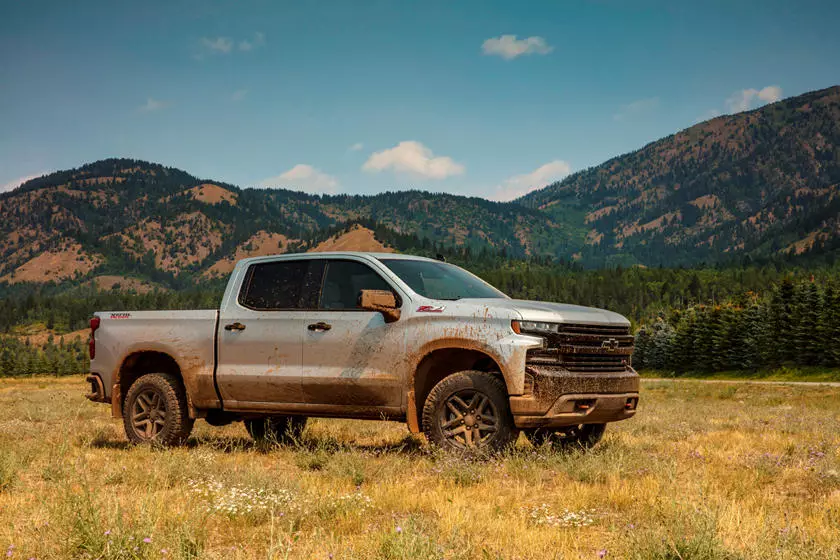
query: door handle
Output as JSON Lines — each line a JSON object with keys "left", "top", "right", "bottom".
{"left": 307, "top": 322, "right": 332, "bottom": 332}
{"left": 224, "top": 322, "right": 246, "bottom": 331}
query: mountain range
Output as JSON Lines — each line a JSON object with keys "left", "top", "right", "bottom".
{"left": 1, "top": 85, "right": 838, "bottom": 290}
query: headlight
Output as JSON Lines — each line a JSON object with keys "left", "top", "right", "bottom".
{"left": 512, "top": 320, "right": 559, "bottom": 334}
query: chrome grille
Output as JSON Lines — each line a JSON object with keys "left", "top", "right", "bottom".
{"left": 525, "top": 323, "right": 633, "bottom": 372}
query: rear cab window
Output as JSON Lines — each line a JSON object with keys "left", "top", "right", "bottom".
{"left": 238, "top": 260, "right": 324, "bottom": 310}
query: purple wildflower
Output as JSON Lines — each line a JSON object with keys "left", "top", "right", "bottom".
{"left": 143, "top": 538, "right": 152, "bottom": 544}
{"left": 396, "top": 526, "right": 403, "bottom": 534}
{"left": 598, "top": 550, "right": 608, "bottom": 558}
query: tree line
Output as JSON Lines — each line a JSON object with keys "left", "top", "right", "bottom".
{"left": 634, "top": 278, "right": 840, "bottom": 372}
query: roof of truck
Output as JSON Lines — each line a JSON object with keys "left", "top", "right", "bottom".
{"left": 237, "top": 251, "right": 438, "bottom": 266}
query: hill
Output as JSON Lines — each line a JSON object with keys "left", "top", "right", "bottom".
{"left": 522, "top": 85, "right": 840, "bottom": 266}
{"left": 1, "top": 86, "right": 839, "bottom": 289}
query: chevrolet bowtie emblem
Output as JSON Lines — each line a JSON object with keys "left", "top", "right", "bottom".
{"left": 601, "top": 338, "right": 620, "bottom": 352}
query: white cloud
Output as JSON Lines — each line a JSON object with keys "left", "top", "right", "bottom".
{"left": 490, "top": 160, "right": 572, "bottom": 202}
{"left": 260, "top": 164, "right": 339, "bottom": 194}
{"left": 725, "top": 85, "right": 783, "bottom": 113}
{"left": 613, "top": 97, "right": 660, "bottom": 121}
{"left": 231, "top": 89, "right": 248, "bottom": 101}
{"left": 139, "top": 98, "right": 170, "bottom": 112}
{"left": 201, "top": 36, "right": 233, "bottom": 54}
{"left": 363, "top": 141, "right": 464, "bottom": 180}
{"left": 1, "top": 173, "right": 44, "bottom": 193}
{"left": 482, "top": 35, "right": 553, "bottom": 60}
{"left": 239, "top": 31, "right": 266, "bottom": 51}
{"left": 348, "top": 142, "right": 364, "bottom": 152}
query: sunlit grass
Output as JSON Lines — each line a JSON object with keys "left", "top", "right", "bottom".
{"left": 1, "top": 376, "right": 839, "bottom": 558}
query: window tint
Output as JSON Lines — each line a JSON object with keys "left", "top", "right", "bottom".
{"left": 240, "top": 260, "right": 321, "bottom": 310}
{"left": 320, "top": 260, "right": 394, "bottom": 310}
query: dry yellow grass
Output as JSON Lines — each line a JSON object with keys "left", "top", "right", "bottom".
{"left": 1, "top": 377, "right": 838, "bottom": 559}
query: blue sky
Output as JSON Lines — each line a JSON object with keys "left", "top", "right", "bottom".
{"left": 1, "top": 0, "right": 839, "bottom": 200}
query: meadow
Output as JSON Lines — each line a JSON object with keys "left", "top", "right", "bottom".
{"left": 1, "top": 377, "right": 838, "bottom": 559}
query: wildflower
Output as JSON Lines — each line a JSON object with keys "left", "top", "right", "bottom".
{"left": 103, "top": 530, "right": 111, "bottom": 536}
{"left": 143, "top": 538, "right": 152, "bottom": 544}
{"left": 598, "top": 550, "right": 608, "bottom": 558}
{"left": 395, "top": 526, "right": 403, "bottom": 534}
{"left": 161, "top": 550, "right": 169, "bottom": 556}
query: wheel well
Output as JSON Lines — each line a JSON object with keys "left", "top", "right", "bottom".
{"left": 118, "top": 351, "right": 182, "bottom": 405}
{"left": 413, "top": 348, "right": 503, "bottom": 413}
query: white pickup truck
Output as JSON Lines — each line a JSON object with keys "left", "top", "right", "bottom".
{"left": 86, "top": 252, "right": 638, "bottom": 452}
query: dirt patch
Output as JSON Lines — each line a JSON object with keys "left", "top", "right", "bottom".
{"left": 186, "top": 184, "right": 238, "bottom": 206}
{"left": 586, "top": 229, "right": 604, "bottom": 245}
{"left": 205, "top": 231, "right": 296, "bottom": 277}
{"left": 10, "top": 327, "right": 90, "bottom": 346}
{"left": 310, "top": 225, "right": 394, "bottom": 253}
{"left": 91, "top": 275, "right": 161, "bottom": 293}
{"left": 585, "top": 204, "right": 619, "bottom": 223}
{"left": 690, "top": 194, "right": 721, "bottom": 209}
{"left": 1, "top": 241, "right": 102, "bottom": 284}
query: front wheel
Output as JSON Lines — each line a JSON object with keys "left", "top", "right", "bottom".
{"left": 422, "top": 371, "right": 519, "bottom": 453}
{"left": 122, "top": 373, "right": 194, "bottom": 446}
{"left": 244, "top": 416, "right": 307, "bottom": 444}
{"left": 524, "top": 423, "right": 606, "bottom": 450}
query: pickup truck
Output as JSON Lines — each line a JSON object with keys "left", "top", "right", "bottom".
{"left": 86, "top": 252, "right": 639, "bottom": 452}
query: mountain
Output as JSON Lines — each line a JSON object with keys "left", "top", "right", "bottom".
{"left": 522, "top": 85, "right": 840, "bottom": 266}
{"left": 1, "top": 86, "right": 839, "bottom": 289}
{"left": 0, "top": 159, "right": 568, "bottom": 289}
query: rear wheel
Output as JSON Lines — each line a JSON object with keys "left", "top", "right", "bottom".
{"left": 122, "top": 373, "right": 194, "bottom": 446}
{"left": 244, "top": 416, "right": 307, "bottom": 444}
{"left": 422, "top": 371, "right": 518, "bottom": 453}
{"left": 524, "top": 423, "right": 606, "bottom": 450}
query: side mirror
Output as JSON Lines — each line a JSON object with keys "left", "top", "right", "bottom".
{"left": 358, "top": 289, "right": 401, "bottom": 323}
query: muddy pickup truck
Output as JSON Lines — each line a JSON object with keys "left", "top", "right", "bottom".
{"left": 86, "top": 252, "right": 638, "bottom": 452}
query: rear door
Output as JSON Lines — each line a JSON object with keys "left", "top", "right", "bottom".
{"left": 215, "top": 258, "right": 323, "bottom": 407}
{"left": 300, "top": 258, "right": 405, "bottom": 409}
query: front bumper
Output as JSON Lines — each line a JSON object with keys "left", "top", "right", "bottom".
{"left": 509, "top": 365, "right": 639, "bottom": 428}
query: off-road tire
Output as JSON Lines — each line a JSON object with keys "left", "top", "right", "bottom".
{"left": 524, "top": 423, "right": 606, "bottom": 450}
{"left": 122, "top": 373, "right": 194, "bottom": 446}
{"left": 422, "top": 370, "right": 519, "bottom": 453}
{"left": 244, "top": 416, "right": 307, "bottom": 444}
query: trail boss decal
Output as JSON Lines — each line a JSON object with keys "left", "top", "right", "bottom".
{"left": 416, "top": 305, "right": 445, "bottom": 313}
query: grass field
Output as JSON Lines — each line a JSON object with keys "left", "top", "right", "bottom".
{"left": 1, "top": 377, "right": 839, "bottom": 559}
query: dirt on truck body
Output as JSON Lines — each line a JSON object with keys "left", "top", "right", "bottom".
{"left": 86, "top": 252, "right": 639, "bottom": 452}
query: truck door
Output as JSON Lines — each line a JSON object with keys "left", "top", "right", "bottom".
{"left": 216, "top": 259, "right": 323, "bottom": 407}
{"left": 299, "top": 258, "right": 405, "bottom": 409}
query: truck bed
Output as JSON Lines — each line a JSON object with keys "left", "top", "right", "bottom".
{"left": 92, "top": 310, "right": 220, "bottom": 410}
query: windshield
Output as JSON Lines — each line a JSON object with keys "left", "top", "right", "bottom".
{"left": 381, "top": 259, "right": 507, "bottom": 300}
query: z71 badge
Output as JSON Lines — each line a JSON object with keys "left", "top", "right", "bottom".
{"left": 416, "top": 305, "right": 445, "bottom": 313}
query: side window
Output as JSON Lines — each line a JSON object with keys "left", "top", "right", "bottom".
{"left": 239, "top": 260, "right": 322, "bottom": 310}
{"left": 320, "top": 260, "right": 395, "bottom": 310}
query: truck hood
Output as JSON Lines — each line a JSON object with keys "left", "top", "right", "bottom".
{"left": 461, "top": 298, "right": 630, "bottom": 326}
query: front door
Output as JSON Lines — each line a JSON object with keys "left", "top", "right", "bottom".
{"left": 216, "top": 259, "right": 322, "bottom": 407}
{"left": 300, "top": 259, "right": 404, "bottom": 409}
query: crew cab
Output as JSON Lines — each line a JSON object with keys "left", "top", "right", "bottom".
{"left": 86, "top": 252, "right": 639, "bottom": 452}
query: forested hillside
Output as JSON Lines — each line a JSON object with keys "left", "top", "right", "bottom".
{"left": 523, "top": 85, "right": 840, "bottom": 266}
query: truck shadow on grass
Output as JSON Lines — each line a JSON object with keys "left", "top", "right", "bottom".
{"left": 87, "top": 432, "right": 427, "bottom": 456}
